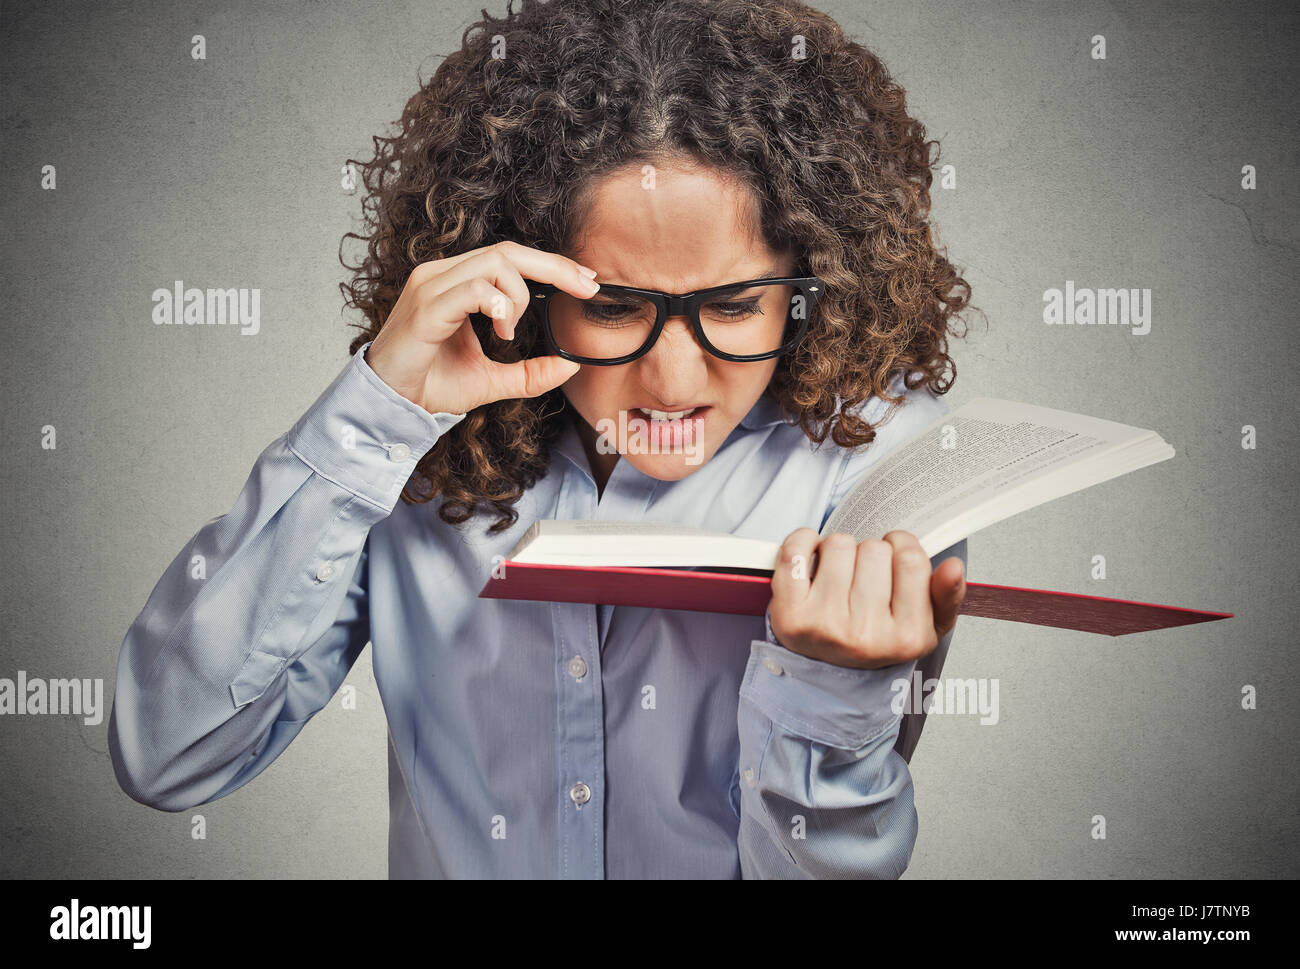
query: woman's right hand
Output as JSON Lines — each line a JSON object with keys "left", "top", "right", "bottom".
{"left": 363, "top": 240, "right": 601, "bottom": 415}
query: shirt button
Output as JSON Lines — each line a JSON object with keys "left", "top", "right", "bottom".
{"left": 743, "top": 767, "right": 756, "bottom": 788}
{"left": 569, "top": 782, "right": 591, "bottom": 806}
{"left": 315, "top": 562, "right": 336, "bottom": 582}
{"left": 762, "top": 657, "right": 784, "bottom": 676}
{"left": 567, "top": 655, "right": 587, "bottom": 680}
{"left": 387, "top": 442, "right": 411, "bottom": 462}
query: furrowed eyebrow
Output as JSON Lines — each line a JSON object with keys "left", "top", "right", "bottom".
{"left": 600, "top": 269, "right": 785, "bottom": 291}
{"left": 708, "top": 270, "right": 783, "bottom": 296}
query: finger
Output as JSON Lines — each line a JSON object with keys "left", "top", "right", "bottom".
{"left": 478, "top": 253, "right": 532, "bottom": 340}
{"left": 416, "top": 277, "right": 520, "bottom": 346}
{"left": 420, "top": 253, "right": 528, "bottom": 342}
{"left": 771, "top": 527, "right": 820, "bottom": 608}
{"left": 423, "top": 241, "right": 600, "bottom": 311}
{"left": 882, "top": 530, "right": 933, "bottom": 632}
{"left": 806, "top": 532, "right": 858, "bottom": 612}
{"left": 427, "top": 238, "right": 596, "bottom": 282}
{"left": 930, "top": 555, "right": 966, "bottom": 639}
{"left": 472, "top": 247, "right": 533, "bottom": 339}
{"left": 484, "top": 354, "right": 582, "bottom": 400}
{"left": 848, "top": 537, "right": 893, "bottom": 626}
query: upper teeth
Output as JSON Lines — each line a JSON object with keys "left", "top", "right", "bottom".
{"left": 643, "top": 408, "right": 696, "bottom": 420}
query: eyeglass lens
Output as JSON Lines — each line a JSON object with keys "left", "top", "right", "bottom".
{"left": 545, "top": 281, "right": 801, "bottom": 360}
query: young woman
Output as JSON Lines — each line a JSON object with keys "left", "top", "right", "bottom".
{"left": 109, "top": 0, "right": 974, "bottom": 878}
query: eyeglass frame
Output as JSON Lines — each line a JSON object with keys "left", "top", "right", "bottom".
{"left": 524, "top": 275, "right": 825, "bottom": 365}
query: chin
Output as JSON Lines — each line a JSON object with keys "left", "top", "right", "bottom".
{"left": 625, "top": 451, "right": 715, "bottom": 481}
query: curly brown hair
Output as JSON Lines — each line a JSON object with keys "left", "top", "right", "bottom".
{"left": 340, "top": 0, "right": 975, "bottom": 533}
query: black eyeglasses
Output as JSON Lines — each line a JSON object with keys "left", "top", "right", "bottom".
{"left": 525, "top": 275, "right": 824, "bottom": 365}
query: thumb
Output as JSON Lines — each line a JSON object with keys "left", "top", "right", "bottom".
{"left": 931, "top": 555, "right": 965, "bottom": 638}
{"left": 494, "top": 355, "right": 581, "bottom": 400}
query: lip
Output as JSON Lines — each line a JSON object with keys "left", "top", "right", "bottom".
{"left": 631, "top": 405, "right": 711, "bottom": 421}
{"left": 628, "top": 406, "right": 708, "bottom": 452}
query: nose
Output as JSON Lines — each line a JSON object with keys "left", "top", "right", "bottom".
{"left": 635, "top": 314, "right": 709, "bottom": 407}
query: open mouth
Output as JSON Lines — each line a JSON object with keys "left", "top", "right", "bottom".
{"left": 632, "top": 406, "right": 708, "bottom": 422}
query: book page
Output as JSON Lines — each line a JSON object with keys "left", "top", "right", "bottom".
{"left": 510, "top": 519, "right": 781, "bottom": 570}
{"left": 525, "top": 520, "right": 716, "bottom": 536}
{"left": 822, "top": 398, "right": 1170, "bottom": 555}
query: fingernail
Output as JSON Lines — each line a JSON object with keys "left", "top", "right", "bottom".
{"left": 581, "top": 277, "right": 600, "bottom": 295}
{"left": 578, "top": 265, "right": 598, "bottom": 278}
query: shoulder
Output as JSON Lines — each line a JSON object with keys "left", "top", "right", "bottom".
{"left": 842, "top": 371, "right": 950, "bottom": 455}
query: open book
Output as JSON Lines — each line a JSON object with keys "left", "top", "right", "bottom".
{"left": 480, "top": 398, "right": 1232, "bottom": 636}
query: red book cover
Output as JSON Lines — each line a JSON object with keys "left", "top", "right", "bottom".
{"left": 479, "top": 561, "right": 1233, "bottom": 637}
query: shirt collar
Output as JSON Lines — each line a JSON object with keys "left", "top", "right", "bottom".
{"left": 553, "top": 418, "right": 592, "bottom": 477}
{"left": 738, "top": 393, "right": 788, "bottom": 430}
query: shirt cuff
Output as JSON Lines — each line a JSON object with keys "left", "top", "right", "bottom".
{"left": 284, "top": 340, "right": 466, "bottom": 513}
{"left": 741, "top": 605, "right": 912, "bottom": 749}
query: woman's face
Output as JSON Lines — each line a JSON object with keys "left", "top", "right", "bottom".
{"left": 559, "top": 160, "right": 797, "bottom": 484}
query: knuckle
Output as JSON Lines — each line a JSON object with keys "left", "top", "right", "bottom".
{"left": 895, "top": 546, "right": 929, "bottom": 570}
{"left": 846, "top": 619, "right": 873, "bottom": 651}
{"left": 780, "top": 527, "right": 810, "bottom": 550}
{"left": 895, "top": 630, "right": 923, "bottom": 655}
{"left": 488, "top": 247, "right": 512, "bottom": 273}
{"left": 417, "top": 285, "right": 444, "bottom": 311}
{"left": 903, "top": 629, "right": 938, "bottom": 659}
{"left": 821, "top": 532, "right": 856, "bottom": 550}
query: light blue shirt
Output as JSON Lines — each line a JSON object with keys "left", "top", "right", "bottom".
{"left": 108, "top": 340, "right": 964, "bottom": 878}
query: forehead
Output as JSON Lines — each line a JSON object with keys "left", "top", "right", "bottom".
{"left": 568, "top": 162, "right": 789, "bottom": 290}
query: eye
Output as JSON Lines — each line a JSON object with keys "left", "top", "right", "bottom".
{"left": 703, "top": 298, "right": 763, "bottom": 321}
{"left": 580, "top": 299, "right": 642, "bottom": 327}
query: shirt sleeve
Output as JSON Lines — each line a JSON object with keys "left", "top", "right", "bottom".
{"left": 107, "top": 342, "right": 465, "bottom": 812}
{"left": 733, "top": 376, "right": 961, "bottom": 878}
{"left": 735, "top": 640, "right": 919, "bottom": 878}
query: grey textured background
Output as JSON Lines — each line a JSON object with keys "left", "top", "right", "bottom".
{"left": 2, "top": 0, "right": 1296, "bottom": 878}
